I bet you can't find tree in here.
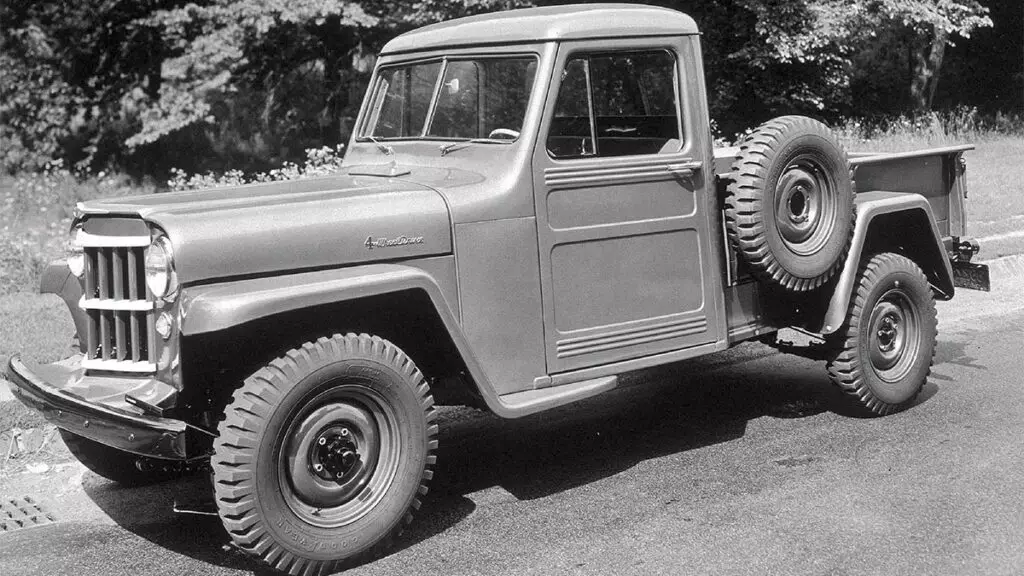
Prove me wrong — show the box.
[0,1,175,173]
[730,0,992,113]
[0,0,1000,174]
[131,0,532,170]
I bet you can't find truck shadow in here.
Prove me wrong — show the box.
[425,343,836,505]
[81,342,939,573]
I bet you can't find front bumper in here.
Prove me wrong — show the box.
[6,355,189,460]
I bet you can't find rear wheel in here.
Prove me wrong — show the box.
[212,333,437,575]
[60,429,179,486]
[826,253,937,416]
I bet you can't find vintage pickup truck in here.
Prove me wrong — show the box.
[6,4,990,574]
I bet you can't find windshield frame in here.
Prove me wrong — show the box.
[357,52,541,143]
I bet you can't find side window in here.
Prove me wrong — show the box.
[546,50,681,159]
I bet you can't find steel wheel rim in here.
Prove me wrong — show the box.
[279,384,402,528]
[868,288,921,383]
[775,154,838,256]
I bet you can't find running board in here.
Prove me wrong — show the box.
[497,375,618,417]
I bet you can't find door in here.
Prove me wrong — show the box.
[533,42,720,373]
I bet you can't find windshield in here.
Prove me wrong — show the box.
[361,56,538,141]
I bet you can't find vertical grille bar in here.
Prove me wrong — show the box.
[127,248,141,362]
[112,248,125,300]
[100,311,112,359]
[85,249,98,299]
[130,312,142,362]
[146,312,156,364]
[115,311,127,361]
[127,249,139,301]
[86,310,99,360]
[97,249,109,299]
[112,249,126,360]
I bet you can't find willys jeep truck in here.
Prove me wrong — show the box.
[7,4,991,574]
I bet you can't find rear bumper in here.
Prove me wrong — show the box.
[6,355,188,460]
[951,261,991,291]
[950,237,991,292]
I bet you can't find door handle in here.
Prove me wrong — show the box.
[666,160,703,177]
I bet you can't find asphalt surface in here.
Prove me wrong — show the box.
[1,270,1023,576]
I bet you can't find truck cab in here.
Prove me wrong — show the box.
[6,5,988,573]
[342,5,724,397]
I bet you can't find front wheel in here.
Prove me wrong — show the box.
[826,253,937,416]
[212,334,437,575]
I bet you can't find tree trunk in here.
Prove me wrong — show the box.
[910,27,949,110]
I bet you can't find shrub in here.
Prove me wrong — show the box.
[168,144,346,191]
[835,106,1024,148]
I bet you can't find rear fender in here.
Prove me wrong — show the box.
[819,191,953,334]
[179,264,517,417]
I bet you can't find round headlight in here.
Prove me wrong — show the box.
[145,236,176,298]
[67,225,85,277]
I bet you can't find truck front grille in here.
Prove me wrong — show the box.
[81,243,156,373]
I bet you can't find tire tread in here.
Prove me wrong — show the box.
[826,252,938,416]
[213,333,437,575]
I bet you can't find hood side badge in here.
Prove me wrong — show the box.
[365,235,425,250]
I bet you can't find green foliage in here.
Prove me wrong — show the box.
[1,0,171,173]
[676,0,993,136]
[167,144,347,190]
[0,0,1009,175]
[835,105,1024,146]
[0,26,83,172]
[129,0,532,171]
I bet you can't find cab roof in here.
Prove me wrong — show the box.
[380,4,699,56]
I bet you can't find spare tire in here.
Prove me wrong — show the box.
[725,116,855,292]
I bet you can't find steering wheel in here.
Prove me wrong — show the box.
[488,128,520,140]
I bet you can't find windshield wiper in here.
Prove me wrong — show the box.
[358,135,395,156]
[439,138,512,157]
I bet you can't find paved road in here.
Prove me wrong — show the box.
[2,275,1022,576]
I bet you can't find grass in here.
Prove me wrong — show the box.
[0,166,157,296]
[0,293,74,440]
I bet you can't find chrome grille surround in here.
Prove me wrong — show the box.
[79,233,157,373]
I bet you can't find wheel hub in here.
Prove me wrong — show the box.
[278,385,402,529]
[310,429,361,481]
[284,402,381,510]
[876,314,900,352]
[867,289,921,383]
[774,156,837,256]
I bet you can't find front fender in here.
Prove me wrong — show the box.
[180,264,457,337]
[819,191,953,334]
[40,260,87,351]
[179,264,556,419]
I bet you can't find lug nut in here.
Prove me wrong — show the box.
[340,428,349,437]
[318,437,327,446]
[313,463,324,472]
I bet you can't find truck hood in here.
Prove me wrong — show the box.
[78,172,452,285]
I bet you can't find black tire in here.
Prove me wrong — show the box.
[826,253,937,416]
[213,333,437,576]
[726,115,855,292]
[59,429,179,486]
